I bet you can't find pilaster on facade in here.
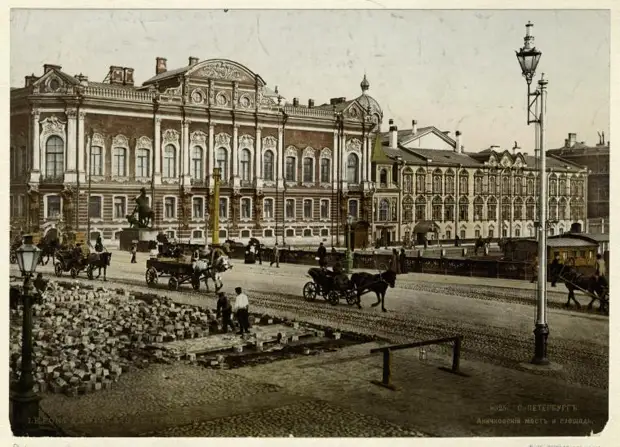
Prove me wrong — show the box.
[29,109,41,184]
[276,126,284,188]
[231,124,239,183]
[207,124,215,187]
[77,111,86,183]
[153,116,162,185]
[181,119,191,186]
[64,108,78,183]
[255,126,262,181]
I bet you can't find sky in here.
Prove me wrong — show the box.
[10,8,610,153]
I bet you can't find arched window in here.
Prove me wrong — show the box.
[403,169,413,193]
[558,198,567,220]
[433,169,443,194]
[45,135,65,177]
[403,196,414,222]
[432,196,442,221]
[303,157,314,183]
[501,197,511,221]
[501,175,510,195]
[379,169,388,186]
[320,158,330,183]
[163,145,176,178]
[445,170,455,194]
[136,148,150,178]
[444,196,455,221]
[513,197,523,220]
[347,153,359,184]
[216,148,228,180]
[526,198,535,220]
[416,168,426,194]
[415,196,426,221]
[487,197,497,220]
[191,146,203,180]
[113,147,127,177]
[263,150,274,181]
[526,176,534,195]
[240,148,251,182]
[45,136,64,178]
[379,199,389,221]
[514,176,523,196]
[90,145,103,176]
[458,197,469,221]
[474,171,483,195]
[474,196,484,221]
[549,175,558,196]
[459,171,469,194]
[285,156,296,181]
[488,174,497,195]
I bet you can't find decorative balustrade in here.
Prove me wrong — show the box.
[283,105,334,118]
[82,86,154,103]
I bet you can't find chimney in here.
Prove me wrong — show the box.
[123,68,134,86]
[189,56,199,66]
[292,97,299,107]
[43,64,62,74]
[455,131,462,154]
[25,74,39,87]
[490,145,500,150]
[330,97,347,105]
[308,99,314,108]
[512,141,520,155]
[108,66,124,85]
[156,57,167,75]
[568,132,577,147]
[75,73,89,86]
[411,120,418,135]
[389,120,398,149]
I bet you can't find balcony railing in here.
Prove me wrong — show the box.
[41,175,64,184]
[83,86,153,103]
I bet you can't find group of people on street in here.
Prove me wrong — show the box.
[216,286,251,335]
[530,252,607,289]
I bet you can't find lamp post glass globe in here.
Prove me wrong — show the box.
[515,21,542,84]
[16,235,41,276]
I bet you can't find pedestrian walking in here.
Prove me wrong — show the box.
[550,254,562,287]
[130,243,137,263]
[399,248,407,274]
[317,242,327,268]
[95,235,104,253]
[270,243,280,267]
[594,253,607,288]
[216,292,236,333]
[391,248,400,274]
[257,244,263,265]
[530,256,538,283]
[233,287,250,335]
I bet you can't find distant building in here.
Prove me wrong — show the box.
[371,122,588,245]
[547,132,609,234]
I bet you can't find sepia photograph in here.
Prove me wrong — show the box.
[7,5,612,442]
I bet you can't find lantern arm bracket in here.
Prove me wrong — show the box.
[526,83,542,125]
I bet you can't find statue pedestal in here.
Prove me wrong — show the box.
[119,228,158,252]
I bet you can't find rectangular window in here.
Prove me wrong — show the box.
[88,196,102,219]
[136,148,150,178]
[320,199,330,219]
[113,196,126,219]
[113,148,127,177]
[303,158,314,183]
[164,197,176,219]
[192,197,204,219]
[320,158,330,183]
[348,200,358,219]
[91,146,103,176]
[475,229,480,238]
[219,198,228,219]
[285,156,296,181]
[488,228,494,238]
[459,203,468,221]
[263,199,273,219]
[445,230,451,239]
[285,199,295,219]
[303,199,313,219]
[241,198,251,219]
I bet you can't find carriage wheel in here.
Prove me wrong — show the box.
[145,268,158,287]
[70,267,79,279]
[303,282,318,301]
[87,265,94,280]
[191,275,201,291]
[327,290,340,306]
[54,263,63,277]
[168,276,179,291]
[345,291,358,306]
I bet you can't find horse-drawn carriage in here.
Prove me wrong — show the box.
[558,262,609,315]
[303,267,359,306]
[145,246,232,291]
[54,248,113,280]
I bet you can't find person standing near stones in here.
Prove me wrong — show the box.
[216,292,236,333]
[130,243,137,264]
[270,243,280,268]
[317,242,327,268]
[232,286,250,335]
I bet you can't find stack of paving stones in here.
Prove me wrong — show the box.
[9,280,218,397]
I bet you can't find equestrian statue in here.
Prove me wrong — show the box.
[127,188,155,229]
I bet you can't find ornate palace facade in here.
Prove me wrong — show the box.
[371,122,588,245]
[10,58,382,246]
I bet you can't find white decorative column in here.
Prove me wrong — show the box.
[366,136,372,183]
[64,109,78,183]
[29,109,41,183]
[153,117,161,185]
[361,136,367,182]
[208,124,214,187]
[232,124,240,187]
[340,134,347,191]
[77,111,86,183]
[277,126,284,188]
[255,126,263,186]
[332,131,338,187]
[182,119,191,186]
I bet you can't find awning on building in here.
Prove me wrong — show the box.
[413,220,439,234]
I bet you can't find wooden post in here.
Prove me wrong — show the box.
[371,349,397,390]
[452,336,462,373]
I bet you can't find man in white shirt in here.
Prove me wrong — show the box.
[232,286,250,334]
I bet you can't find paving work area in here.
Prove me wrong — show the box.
[10,252,609,438]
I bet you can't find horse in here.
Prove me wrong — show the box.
[561,266,608,313]
[86,252,113,281]
[37,237,60,265]
[193,253,233,292]
[350,269,397,312]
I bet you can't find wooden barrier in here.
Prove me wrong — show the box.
[369,335,468,390]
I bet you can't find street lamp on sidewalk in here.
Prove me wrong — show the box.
[345,215,354,273]
[515,21,550,365]
[11,234,42,434]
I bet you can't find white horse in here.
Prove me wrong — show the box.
[193,254,233,292]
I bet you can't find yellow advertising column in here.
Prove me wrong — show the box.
[211,167,221,247]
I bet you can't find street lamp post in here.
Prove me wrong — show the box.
[345,215,354,273]
[516,21,549,365]
[211,167,222,248]
[10,234,42,434]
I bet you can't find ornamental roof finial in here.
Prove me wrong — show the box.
[360,73,370,93]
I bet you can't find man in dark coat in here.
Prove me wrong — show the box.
[317,242,327,268]
[216,292,235,333]
[399,248,407,274]
[550,254,562,287]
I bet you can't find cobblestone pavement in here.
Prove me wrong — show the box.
[139,400,427,437]
[17,256,609,390]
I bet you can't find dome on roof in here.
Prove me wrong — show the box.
[354,74,382,122]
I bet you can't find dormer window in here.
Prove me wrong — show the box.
[48,78,60,92]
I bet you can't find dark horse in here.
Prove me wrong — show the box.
[561,265,608,313]
[350,269,397,312]
[86,252,113,281]
[474,237,491,256]
[37,237,60,265]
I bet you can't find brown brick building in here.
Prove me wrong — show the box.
[547,132,609,234]
[10,58,383,246]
